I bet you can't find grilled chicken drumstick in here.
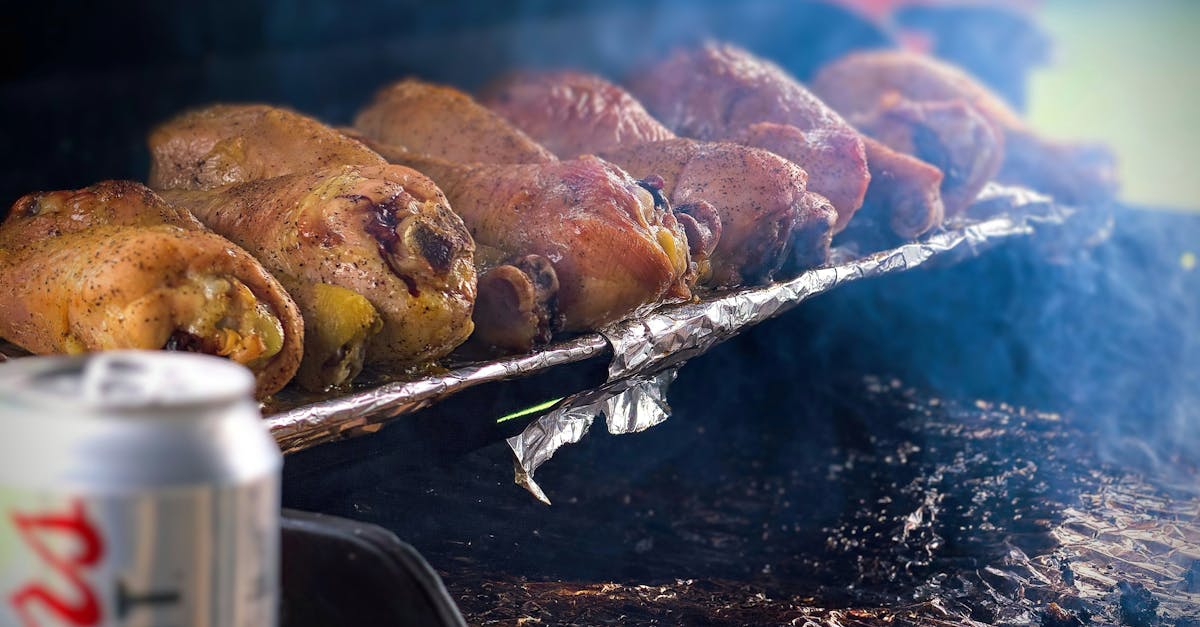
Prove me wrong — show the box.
[482,70,833,284]
[149,105,475,387]
[354,81,703,350]
[363,140,695,352]
[159,164,475,370]
[811,50,1117,207]
[355,80,556,165]
[629,42,947,239]
[0,181,304,398]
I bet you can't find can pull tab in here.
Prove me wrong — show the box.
[81,353,173,407]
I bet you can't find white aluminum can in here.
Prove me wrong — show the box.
[0,351,281,627]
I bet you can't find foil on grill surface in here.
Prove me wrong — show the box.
[263,183,1077,455]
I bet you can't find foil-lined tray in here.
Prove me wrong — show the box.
[265,183,1079,455]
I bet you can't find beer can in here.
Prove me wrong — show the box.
[0,351,281,627]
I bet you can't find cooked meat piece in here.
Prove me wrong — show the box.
[355,79,556,165]
[0,180,204,248]
[786,192,839,274]
[848,95,1003,218]
[0,183,304,398]
[600,139,817,285]
[376,146,693,343]
[161,164,476,370]
[627,42,872,231]
[149,104,386,191]
[811,50,1117,206]
[729,123,870,233]
[860,137,945,239]
[149,104,475,387]
[481,71,834,281]
[480,70,675,158]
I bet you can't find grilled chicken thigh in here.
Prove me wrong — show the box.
[355,79,556,165]
[482,71,832,284]
[0,181,304,398]
[812,50,1117,206]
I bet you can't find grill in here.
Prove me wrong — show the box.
[4,1,1197,625]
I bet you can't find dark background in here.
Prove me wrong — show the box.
[1,0,1050,215]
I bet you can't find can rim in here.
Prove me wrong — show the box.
[0,351,255,411]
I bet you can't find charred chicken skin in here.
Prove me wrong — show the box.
[481,70,833,284]
[370,143,694,352]
[150,105,477,389]
[160,165,476,370]
[0,182,304,398]
[811,50,1117,207]
[355,79,556,165]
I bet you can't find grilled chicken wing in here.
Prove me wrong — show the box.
[373,145,693,349]
[0,182,304,398]
[627,42,876,233]
[481,71,837,283]
[149,104,386,191]
[811,50,1117,206]
[355,79,556,165]
[160,164,475,370]
[481,70,675,159]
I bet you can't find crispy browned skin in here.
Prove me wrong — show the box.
[846,96,1002,218]
[480,70,675,158]
[627,42,871,231]
[149,104,386,191]
[355,79,556,165]
[481,71,832,281]
[860,137,945,239]
[379,149,692,336]
[600,139,818,285]
[161,164,477,367]
[812,51,1117,206]
[0,182,304,398]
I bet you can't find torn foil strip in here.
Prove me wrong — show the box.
[258,183,1073,454]
[509,369,677,504]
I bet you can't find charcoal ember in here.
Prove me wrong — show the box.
[1117,581,1161,627]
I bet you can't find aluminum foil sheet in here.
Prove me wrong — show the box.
[508,369,677,504]
[258,183,1071,454]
